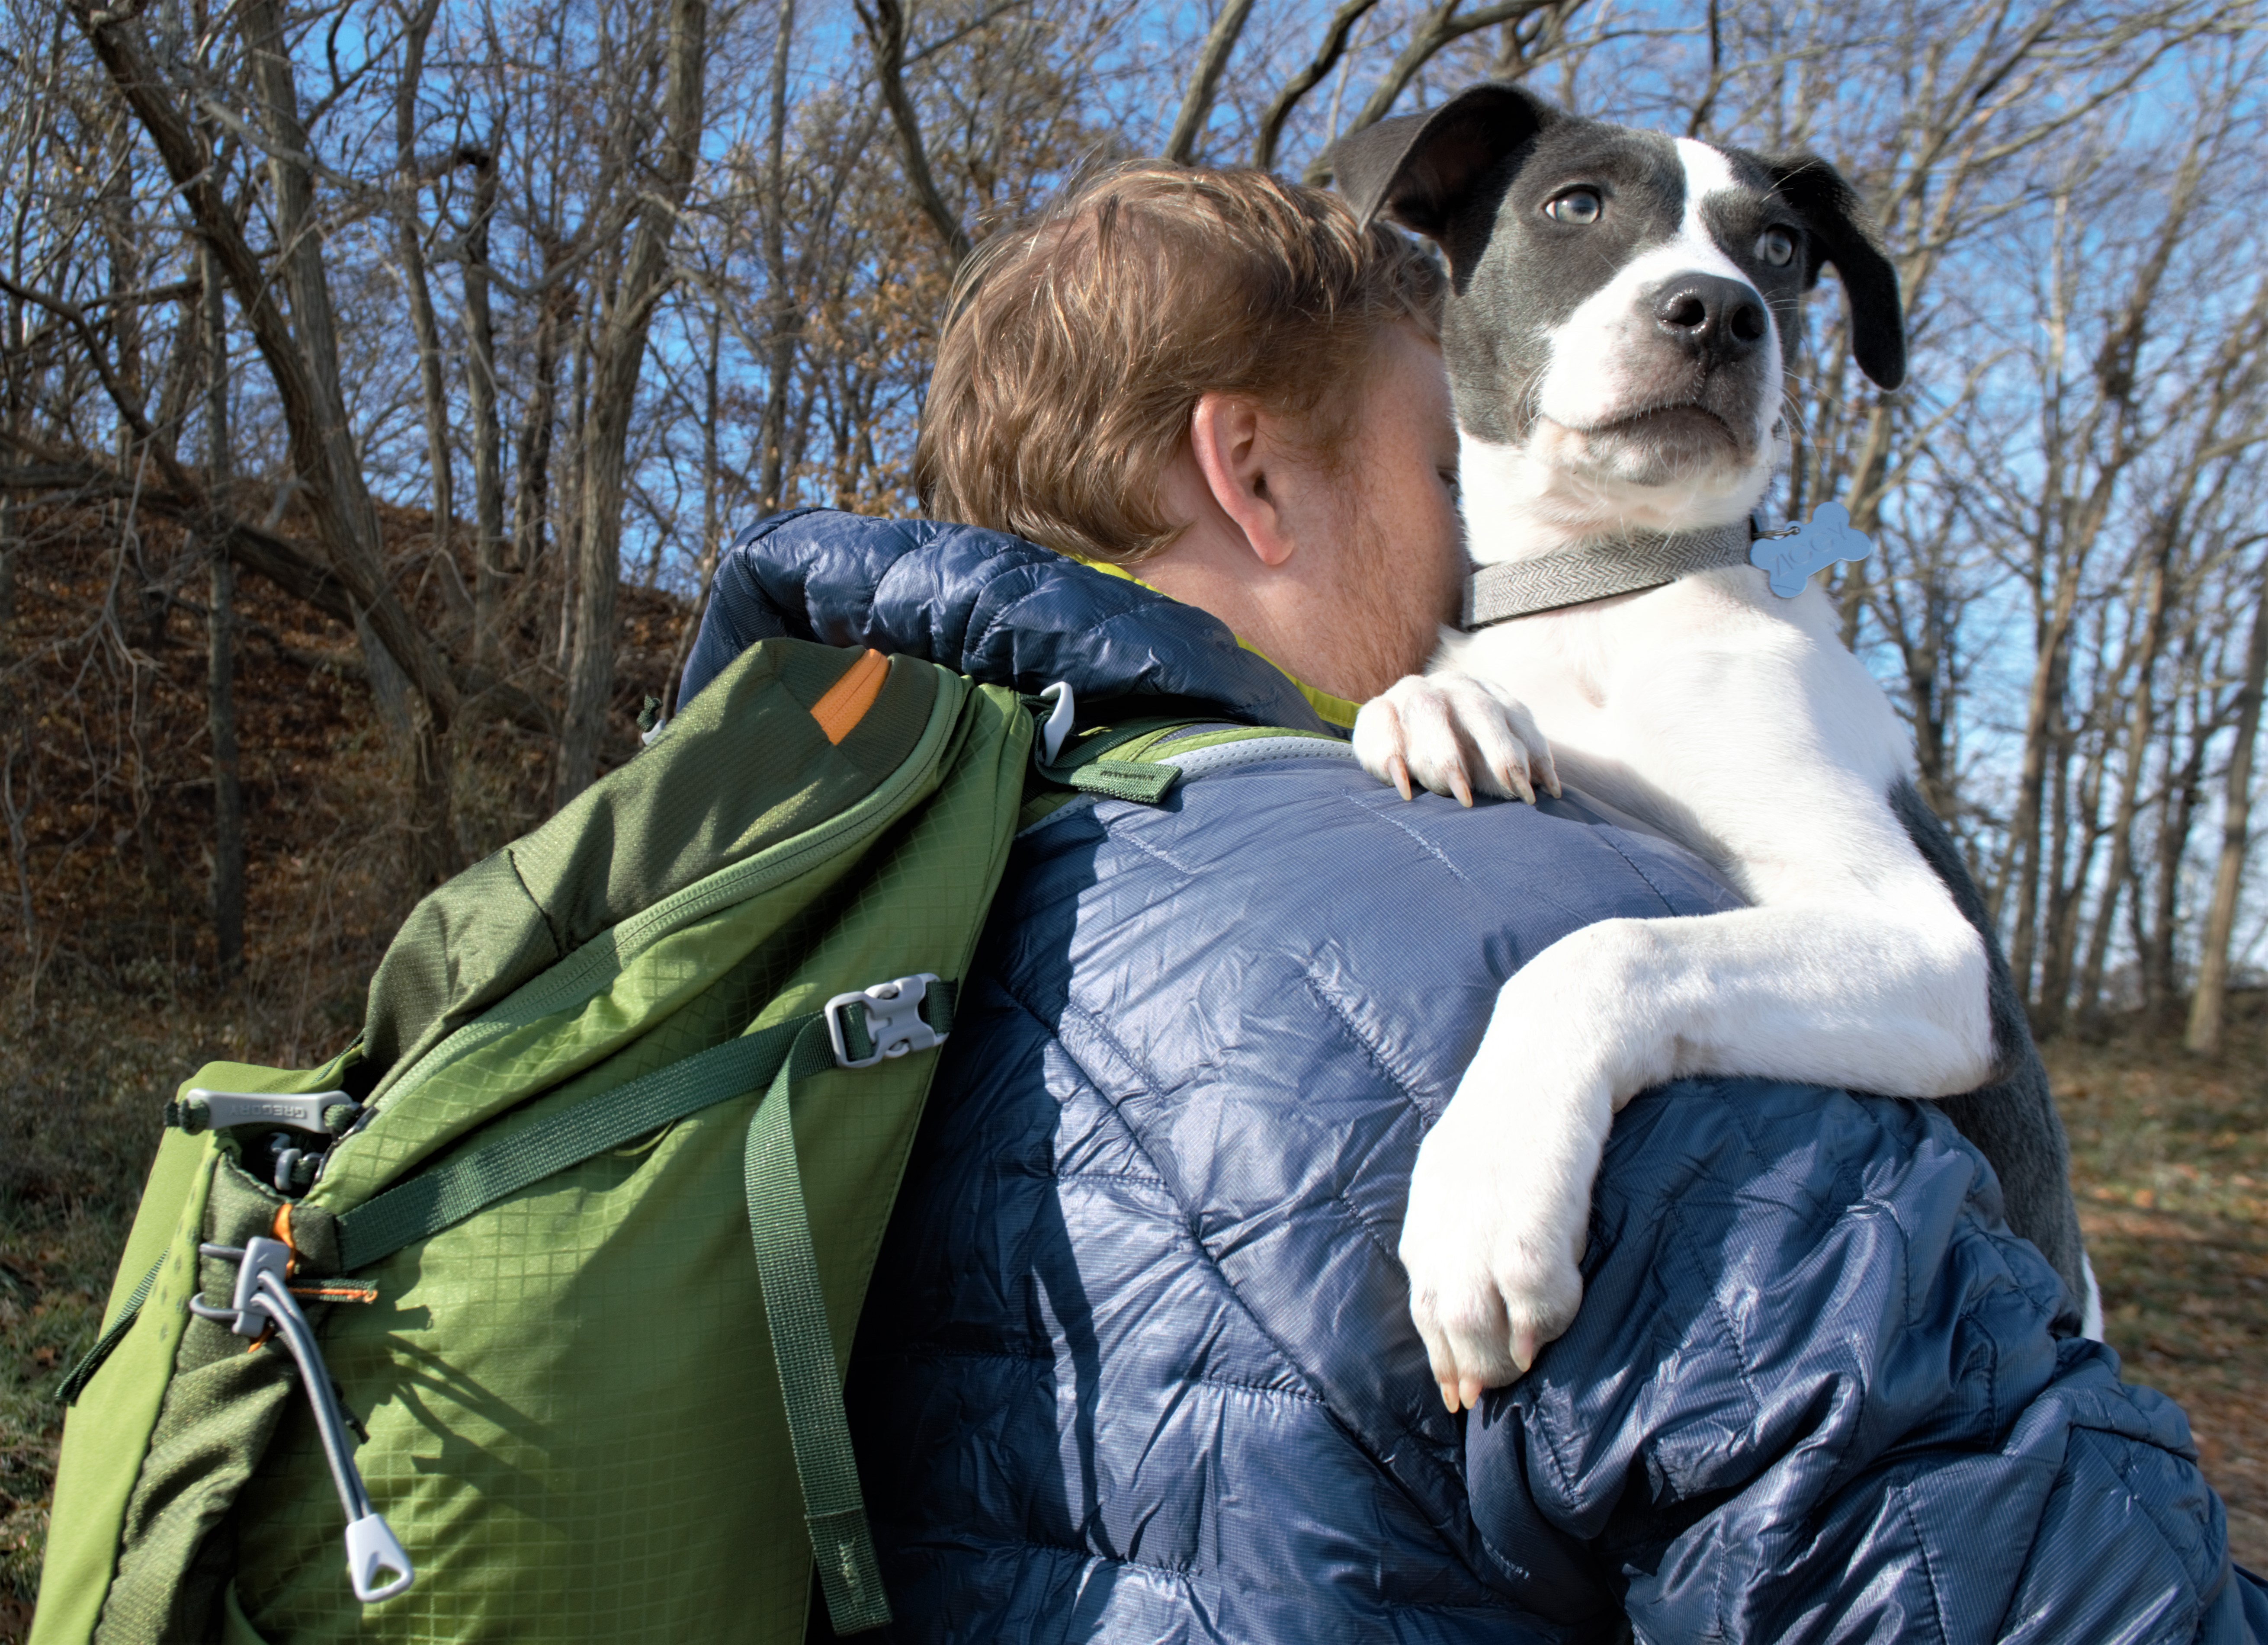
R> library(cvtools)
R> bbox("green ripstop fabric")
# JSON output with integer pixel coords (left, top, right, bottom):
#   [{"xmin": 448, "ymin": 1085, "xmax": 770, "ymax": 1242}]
[
  {"xmin": 95, "ymin": 1154, "xmax": 306, "ymax": 1645},
  {"xmin": 57, "ymin": 1257, "xmax": 163, "ymax": 1407},
  {"xmin": 217, "ymin": 641, "xmax": 1032, "ymax": 1645},
  {"xmin": 359, "ymin": 642, "xmax": 940, "ymax": 1084},
  {"xmin": 332, "ymin": 1018, "xmax": 809, "ymax": 1273},
  {"xmin": 36, "ymin": 1049, "xmax": 362, "ymax": 1645}
]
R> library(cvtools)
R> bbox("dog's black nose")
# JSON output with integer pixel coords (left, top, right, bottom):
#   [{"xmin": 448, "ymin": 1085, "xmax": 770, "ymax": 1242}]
[{"xmin": 1651, "ymin": 274, "xmax": 1768, "ymax": 364}]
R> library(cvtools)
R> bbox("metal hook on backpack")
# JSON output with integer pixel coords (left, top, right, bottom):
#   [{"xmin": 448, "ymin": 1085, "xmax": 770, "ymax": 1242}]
[{"xmin": 191, "ymin": 1237, "xmax": 415, "ymax": 1603}]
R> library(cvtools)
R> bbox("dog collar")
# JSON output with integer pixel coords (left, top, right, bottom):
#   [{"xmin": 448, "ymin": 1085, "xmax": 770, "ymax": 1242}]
[
  {"xmin": 1462, "ymin": 521, "xmax": 1756, "ymax": 628},
  {"xmin": 1460, "ymin": 504, "xmax": 1874, "ymax": 629}
]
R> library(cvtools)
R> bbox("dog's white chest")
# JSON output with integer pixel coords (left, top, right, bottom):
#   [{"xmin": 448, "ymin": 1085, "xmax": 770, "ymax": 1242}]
[{"xmin": 1456, "ymin": 570, "xmax": 1899, "ymax": 766}]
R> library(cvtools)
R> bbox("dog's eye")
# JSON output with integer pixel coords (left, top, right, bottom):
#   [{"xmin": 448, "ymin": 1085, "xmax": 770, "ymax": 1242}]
[
  {"xmin": 1545, "ymin": 189, "xmax": 1603, "ymax": 225},
  {"xmin": 1757, "ymin": 226, "xmax": 1797, "ymax": 267}
]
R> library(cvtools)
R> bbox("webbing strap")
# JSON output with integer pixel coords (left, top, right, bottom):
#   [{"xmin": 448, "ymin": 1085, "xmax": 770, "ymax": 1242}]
[
  {"xmin": 57, "ymin": 1255, "xmax": 164, "ymax": 1404},
  {"xmin": 745, "ymin": 1021, "xmax": 891, "ymax": 1633},
  {"xmin": 335, "ymin": 1016, "xmax": 810, "ymax": 1273}
]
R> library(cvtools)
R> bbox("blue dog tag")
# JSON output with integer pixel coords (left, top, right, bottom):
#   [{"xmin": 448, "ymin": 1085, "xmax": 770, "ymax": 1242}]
[{"xmin": 1750, "ymin": 501, "xmax": 1872, "ymax": 598}]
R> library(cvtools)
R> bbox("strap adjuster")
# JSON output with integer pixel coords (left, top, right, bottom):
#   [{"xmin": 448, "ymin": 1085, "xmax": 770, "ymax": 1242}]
[{"xmin": 825, "ymin": 974, "xmax": 947, "ymax": 1069}]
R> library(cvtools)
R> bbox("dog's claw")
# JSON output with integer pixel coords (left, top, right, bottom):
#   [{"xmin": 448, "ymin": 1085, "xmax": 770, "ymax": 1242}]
[
  {"xmin": 1355, "ymin": 672, "xmax": 1554, "ymax": 808},
  {"xmin": 1458, "ymin": 1373, "xmax": 1484, "ymax": 1410}
]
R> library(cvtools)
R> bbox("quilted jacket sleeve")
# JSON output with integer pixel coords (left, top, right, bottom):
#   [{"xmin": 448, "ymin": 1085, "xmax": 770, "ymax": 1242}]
[{"xmin": 1468, "ymin": 1080, "xmax": 2268, "ymax": 1644}]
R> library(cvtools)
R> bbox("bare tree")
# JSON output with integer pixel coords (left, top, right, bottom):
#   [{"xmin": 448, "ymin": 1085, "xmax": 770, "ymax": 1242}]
[
  {"xmin": 203, "ymin": 239, "xmax": 244, "ymax": 975},
  {"xmin": 2188, "ymin": 563, "xmax": 2268, "ymax": 1050},
  {"xmin": 558, "ymin": 0, "xmax": 711, "ymax": 801}
]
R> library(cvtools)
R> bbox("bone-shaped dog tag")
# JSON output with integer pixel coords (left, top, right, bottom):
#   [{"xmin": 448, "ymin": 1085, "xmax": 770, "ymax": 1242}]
[{"xmin": 1750, "ymin": 501, "xmax": 1873, "ymax": 598}]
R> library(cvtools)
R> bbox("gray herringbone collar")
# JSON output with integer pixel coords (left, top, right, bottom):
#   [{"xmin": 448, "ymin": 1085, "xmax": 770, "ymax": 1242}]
[{"xmin": 1462, "ymin": 520, "xmax": 1757, "ymax": 629}]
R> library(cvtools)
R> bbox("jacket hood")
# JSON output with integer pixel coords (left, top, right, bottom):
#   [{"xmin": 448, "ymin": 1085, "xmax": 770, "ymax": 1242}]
[{"xmin": 679, "ymin": 508, "xmax": 1333, "ymax": 732}]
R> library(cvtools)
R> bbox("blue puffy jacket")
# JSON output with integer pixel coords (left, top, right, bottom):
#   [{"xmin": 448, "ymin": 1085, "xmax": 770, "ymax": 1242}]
[{"xmin": 683, "ymin": 508, "xmax": 2265, "ymax": 1645}]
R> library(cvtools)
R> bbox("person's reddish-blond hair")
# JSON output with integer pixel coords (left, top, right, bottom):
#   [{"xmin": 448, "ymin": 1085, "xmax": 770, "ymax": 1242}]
[{"xmin": 914, "ymin": 161, "xmax": 1444, "ymax": 564}]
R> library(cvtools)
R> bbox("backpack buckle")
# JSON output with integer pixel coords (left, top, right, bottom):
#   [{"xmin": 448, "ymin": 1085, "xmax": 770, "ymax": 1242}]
[{"xmin": 825, "ymin": 974, "xmax": 947, "ymax": 1068}]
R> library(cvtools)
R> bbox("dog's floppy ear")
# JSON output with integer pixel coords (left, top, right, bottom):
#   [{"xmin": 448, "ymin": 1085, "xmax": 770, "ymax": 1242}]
[
  {"xmin": 1327, "ymin": 82, "xmax": 1559, "ymax": 243},
  {"xmin": 1759, "ymin": 153, "xmax": 1906, "ymax": 391}
]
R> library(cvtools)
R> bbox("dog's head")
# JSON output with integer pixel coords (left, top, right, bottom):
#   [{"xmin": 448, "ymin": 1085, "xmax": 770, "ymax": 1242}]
[{"xmin": 1329, "ymin": 84, "xmax": 1903, "ymax": 540}]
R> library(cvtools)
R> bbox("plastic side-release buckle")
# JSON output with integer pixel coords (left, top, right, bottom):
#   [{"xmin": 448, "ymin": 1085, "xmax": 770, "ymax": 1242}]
[{"xmin": 825, "ymin": 974, "xmax": 946, "ymax": 1069}]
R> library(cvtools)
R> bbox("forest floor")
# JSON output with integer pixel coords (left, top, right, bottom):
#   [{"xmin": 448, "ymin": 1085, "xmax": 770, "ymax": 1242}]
[{"xmin": 2050, "ymin": 1013, "xmax": 2268, "ymax": 1574}]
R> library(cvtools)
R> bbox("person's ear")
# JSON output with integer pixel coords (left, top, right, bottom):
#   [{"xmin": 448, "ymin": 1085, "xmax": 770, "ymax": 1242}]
[{"xmin": 1188, "ymin": 392, "xmax": 1298, "ymax": 568}]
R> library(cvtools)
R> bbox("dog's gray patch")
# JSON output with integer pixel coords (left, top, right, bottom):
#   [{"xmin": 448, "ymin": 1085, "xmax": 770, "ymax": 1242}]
[{"xmin": 1892, "ymin": 779, "xmax": 2087, "ymax": 1331}]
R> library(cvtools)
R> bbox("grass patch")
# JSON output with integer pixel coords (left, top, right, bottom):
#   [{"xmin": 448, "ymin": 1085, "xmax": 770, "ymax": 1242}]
[
  {"xmin": 2050, "ymin": 995, "xmax": 2268, "ymax": 1571},
  {"xmin": 0, "ymin": 994, "xmax": 232, "ymax": 1637}
]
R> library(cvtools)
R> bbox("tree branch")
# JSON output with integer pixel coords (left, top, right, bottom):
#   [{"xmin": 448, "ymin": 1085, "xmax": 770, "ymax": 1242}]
[
  {"xmin": 855, "ymin": 0, "xmax": 972, "ymax": 262},
  {"xmin": 1305, "ymin": 0, "xmax": 1561, "ymax": 185},
  {"xmin": 1167, "ymin": 0, "xmax": 1258, "ymax": 164},
  {"xmin": 1253, "ymin": 0, "xmax": 1383, "ymax": 170}
]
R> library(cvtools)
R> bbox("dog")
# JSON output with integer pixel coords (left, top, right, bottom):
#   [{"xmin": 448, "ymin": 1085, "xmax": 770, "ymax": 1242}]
[{"xmin": 1326, "ymin": 83, "xmax": 2098, "ymax": 1410}]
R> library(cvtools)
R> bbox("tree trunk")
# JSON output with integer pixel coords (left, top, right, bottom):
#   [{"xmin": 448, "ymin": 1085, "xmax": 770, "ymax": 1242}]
[
  {"xmin": 757, "ymin": 0, "xmax": 797, "ymax": 515},
  {"xmin": 0, "ymin": 490, "xmax": 13, "ymax": 638},
  {"xmin": 513, "ymin": 273, "xmax": 568, "ymax": 574},
  {"xmin": 2144, "ymin": 702, "xmax": 2209, "ymax": 1027},
  {"xmin": 203, "ymin": 241, "xmax": 244, "ymax": 975},
  {"xmin": 216, "ymin": 0, "xmax": 460, "ymax": 888},
  {"xmin": 2036, "ymin": 735, "xmax": 2105, "ymax": 1037},
  {"xmin": 665, "ymin": 306, "xmax": 727, "ymax": 718},
  {"xmin": 2032, "ymin": 693, "xmax": 2077, "ymax": 1027},
  {"xmin": 557, "ymin": 303, "xmax": 591, "ymax": 677},
  {"xmin": 2187, "ymin": 569, "xmax": 2268, "ymax": 1053},
  {"xmin": 857, "ymin": 0, "xmax": 971, "ymax": 262},
  {"xmin": 461, "ymin": 147, "xmax": 505, "ymax": 666},
  {"xmin": 394, "ymin": 0, "xmax": 454, "ymax": 632},
  {"xmin": 2005, "ymin": 608, "xmax": 2072, "ymax": 1000},
  {"xmin": 2076, "ymin": 528, "xmax": 2178, "ymax": 1028},
  {"xmin": 1166, "ymin": 0, "xmax": 1259, "ymax": 164},
  {"xmin": 558, "ymin": 0, "xmax": 710, "ymax": 802}
]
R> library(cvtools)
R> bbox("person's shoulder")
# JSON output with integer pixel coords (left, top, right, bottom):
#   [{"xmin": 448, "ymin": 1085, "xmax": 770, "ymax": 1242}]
[
  {"xmin": 715, "ymin": 507, "xmax": 1056, "ymax": 602},
  {"xmin": 1054, "ymin": 752, "xmax": 1742, "ymax": 928}
]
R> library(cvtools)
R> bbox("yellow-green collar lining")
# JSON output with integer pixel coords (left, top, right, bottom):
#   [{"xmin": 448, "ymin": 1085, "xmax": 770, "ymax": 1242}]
[{"xmin": 1068, "ymin": 555, "xmax": 1360, "ymax": 732}]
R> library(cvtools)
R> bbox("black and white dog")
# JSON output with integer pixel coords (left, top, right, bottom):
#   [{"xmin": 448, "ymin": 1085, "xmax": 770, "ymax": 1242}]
[{"xmin": 1328, "ymin": 84, "xmax": 2097, "ymax": 1409}]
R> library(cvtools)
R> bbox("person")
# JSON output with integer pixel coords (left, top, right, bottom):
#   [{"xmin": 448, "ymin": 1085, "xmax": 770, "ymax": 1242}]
[{"xmin": 681, "ymin": 163, "xmax": 2264, "ymax": 1643}]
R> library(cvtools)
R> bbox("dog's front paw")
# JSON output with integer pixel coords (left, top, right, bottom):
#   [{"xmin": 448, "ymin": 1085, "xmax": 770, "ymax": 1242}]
[
  {"xmin": 1354, "ymin": 673, "xmax": 1560, "ymax": 807},
  {"xmin": 1400, "ymin": 1113, "xmax": 1588, "ymax": 1411}
]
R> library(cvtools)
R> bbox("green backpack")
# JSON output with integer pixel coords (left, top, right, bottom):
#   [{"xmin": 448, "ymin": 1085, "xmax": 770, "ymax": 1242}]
[{"xmin": 33, "ymin": 636, "xmax": 1276, "ymax": 1645}]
